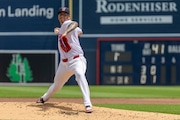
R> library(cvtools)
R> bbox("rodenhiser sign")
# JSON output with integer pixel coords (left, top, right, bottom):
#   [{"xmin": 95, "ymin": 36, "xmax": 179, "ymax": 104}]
[{"xmin": 82, "ymin": 0, "xmax": 180, "ymax": 34}]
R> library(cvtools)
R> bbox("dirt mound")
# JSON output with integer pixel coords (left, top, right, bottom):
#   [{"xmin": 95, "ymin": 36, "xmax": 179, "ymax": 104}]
[{"xmin": 0, "ymin": 102, "xmax": 180, "ymax": 120}]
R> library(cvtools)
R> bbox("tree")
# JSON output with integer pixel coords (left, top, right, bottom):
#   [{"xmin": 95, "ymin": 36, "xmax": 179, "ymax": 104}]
[{"xmin": 6, "ymin": 54, "xmax": 33, "ymax": 83}]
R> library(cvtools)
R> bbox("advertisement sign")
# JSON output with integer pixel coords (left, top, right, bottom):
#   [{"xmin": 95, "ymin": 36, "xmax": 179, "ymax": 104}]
[
  {"xmin": 0, "ymin": 0, "xmax": 60, "ymax": 32},
  {"xmin": 82, "ymin": 0, "xmax": 180, "ymax": 34},
  {"xmin": 0, "ymin": 50, "xmax": 58, "ymax": 83}
]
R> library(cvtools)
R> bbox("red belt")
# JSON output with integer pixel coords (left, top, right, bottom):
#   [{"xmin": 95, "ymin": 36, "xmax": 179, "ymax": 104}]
[{"xmin": 62, "ymin": 55, "xmax": 79, "ymax": 62}]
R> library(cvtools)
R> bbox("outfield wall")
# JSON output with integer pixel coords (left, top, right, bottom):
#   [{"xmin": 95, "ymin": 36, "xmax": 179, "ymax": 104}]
[{"xmin": 0, "ymin": 0, "xmax": 180, "ymax": 85}]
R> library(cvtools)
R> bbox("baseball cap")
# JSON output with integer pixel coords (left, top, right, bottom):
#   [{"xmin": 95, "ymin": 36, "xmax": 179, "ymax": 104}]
[{"xmin": 58, "ymin": 7, "xmax": 70, "ymax": 14}]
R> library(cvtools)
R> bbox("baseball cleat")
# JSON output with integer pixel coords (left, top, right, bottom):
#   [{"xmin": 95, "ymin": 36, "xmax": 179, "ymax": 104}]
[
  {"xmin": 85, "ymin": 105, "xmax": 93, "ymax": 113},
  {"xmin": 36, "ymin": 97, "xmax": 45, "ymax": 103}
]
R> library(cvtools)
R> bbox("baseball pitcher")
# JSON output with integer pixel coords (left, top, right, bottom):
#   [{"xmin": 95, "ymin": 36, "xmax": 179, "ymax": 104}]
[{"xmin": 36, "ymin": 7, "xmax": 93, "ymax": 113}]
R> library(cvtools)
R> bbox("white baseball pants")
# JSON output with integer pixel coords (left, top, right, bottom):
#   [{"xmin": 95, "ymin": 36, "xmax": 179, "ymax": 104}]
[{"xmin": 42, "ymin": 55, "xmax": 92, "ymax": 107}]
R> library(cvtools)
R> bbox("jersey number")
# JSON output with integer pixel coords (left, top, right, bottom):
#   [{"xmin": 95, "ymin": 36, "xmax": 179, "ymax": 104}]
[{"xmin": 59, "ymin": 36, "xmax": 71, "ymax": 52}]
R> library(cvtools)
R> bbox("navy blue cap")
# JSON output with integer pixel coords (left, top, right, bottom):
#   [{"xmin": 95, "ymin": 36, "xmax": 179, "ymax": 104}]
[{"xmin": 58, "ymin": 7, "xmax": 70, "ymax": 14}]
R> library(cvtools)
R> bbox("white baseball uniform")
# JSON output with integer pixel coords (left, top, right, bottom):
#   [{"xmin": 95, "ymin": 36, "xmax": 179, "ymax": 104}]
[{"xmin": 41, "ymin": 20, "xmax": 92, "ymax": 107}]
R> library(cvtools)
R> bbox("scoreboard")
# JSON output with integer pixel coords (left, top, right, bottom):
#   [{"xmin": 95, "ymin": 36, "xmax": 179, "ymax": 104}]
[{"xmin": 97, "ymin": 38, "xmax": 180, "ymax": 85}]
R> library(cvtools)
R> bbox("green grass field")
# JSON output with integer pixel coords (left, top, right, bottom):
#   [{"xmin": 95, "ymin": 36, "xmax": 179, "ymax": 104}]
[{"xmin": 0, "ymin": 85, "xmax": 180, "ymax": 115}]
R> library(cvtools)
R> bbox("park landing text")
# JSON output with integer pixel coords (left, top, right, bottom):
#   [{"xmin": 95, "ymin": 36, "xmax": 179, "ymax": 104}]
[{"xmin": 0, "ymin": 5, "xmax": 54, "ymax": 19}]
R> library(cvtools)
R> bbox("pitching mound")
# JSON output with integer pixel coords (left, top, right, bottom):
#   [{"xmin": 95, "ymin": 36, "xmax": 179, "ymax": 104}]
[{"xmin": 0, "ymin": 102, "xmax": 180, "ymax": 120}]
